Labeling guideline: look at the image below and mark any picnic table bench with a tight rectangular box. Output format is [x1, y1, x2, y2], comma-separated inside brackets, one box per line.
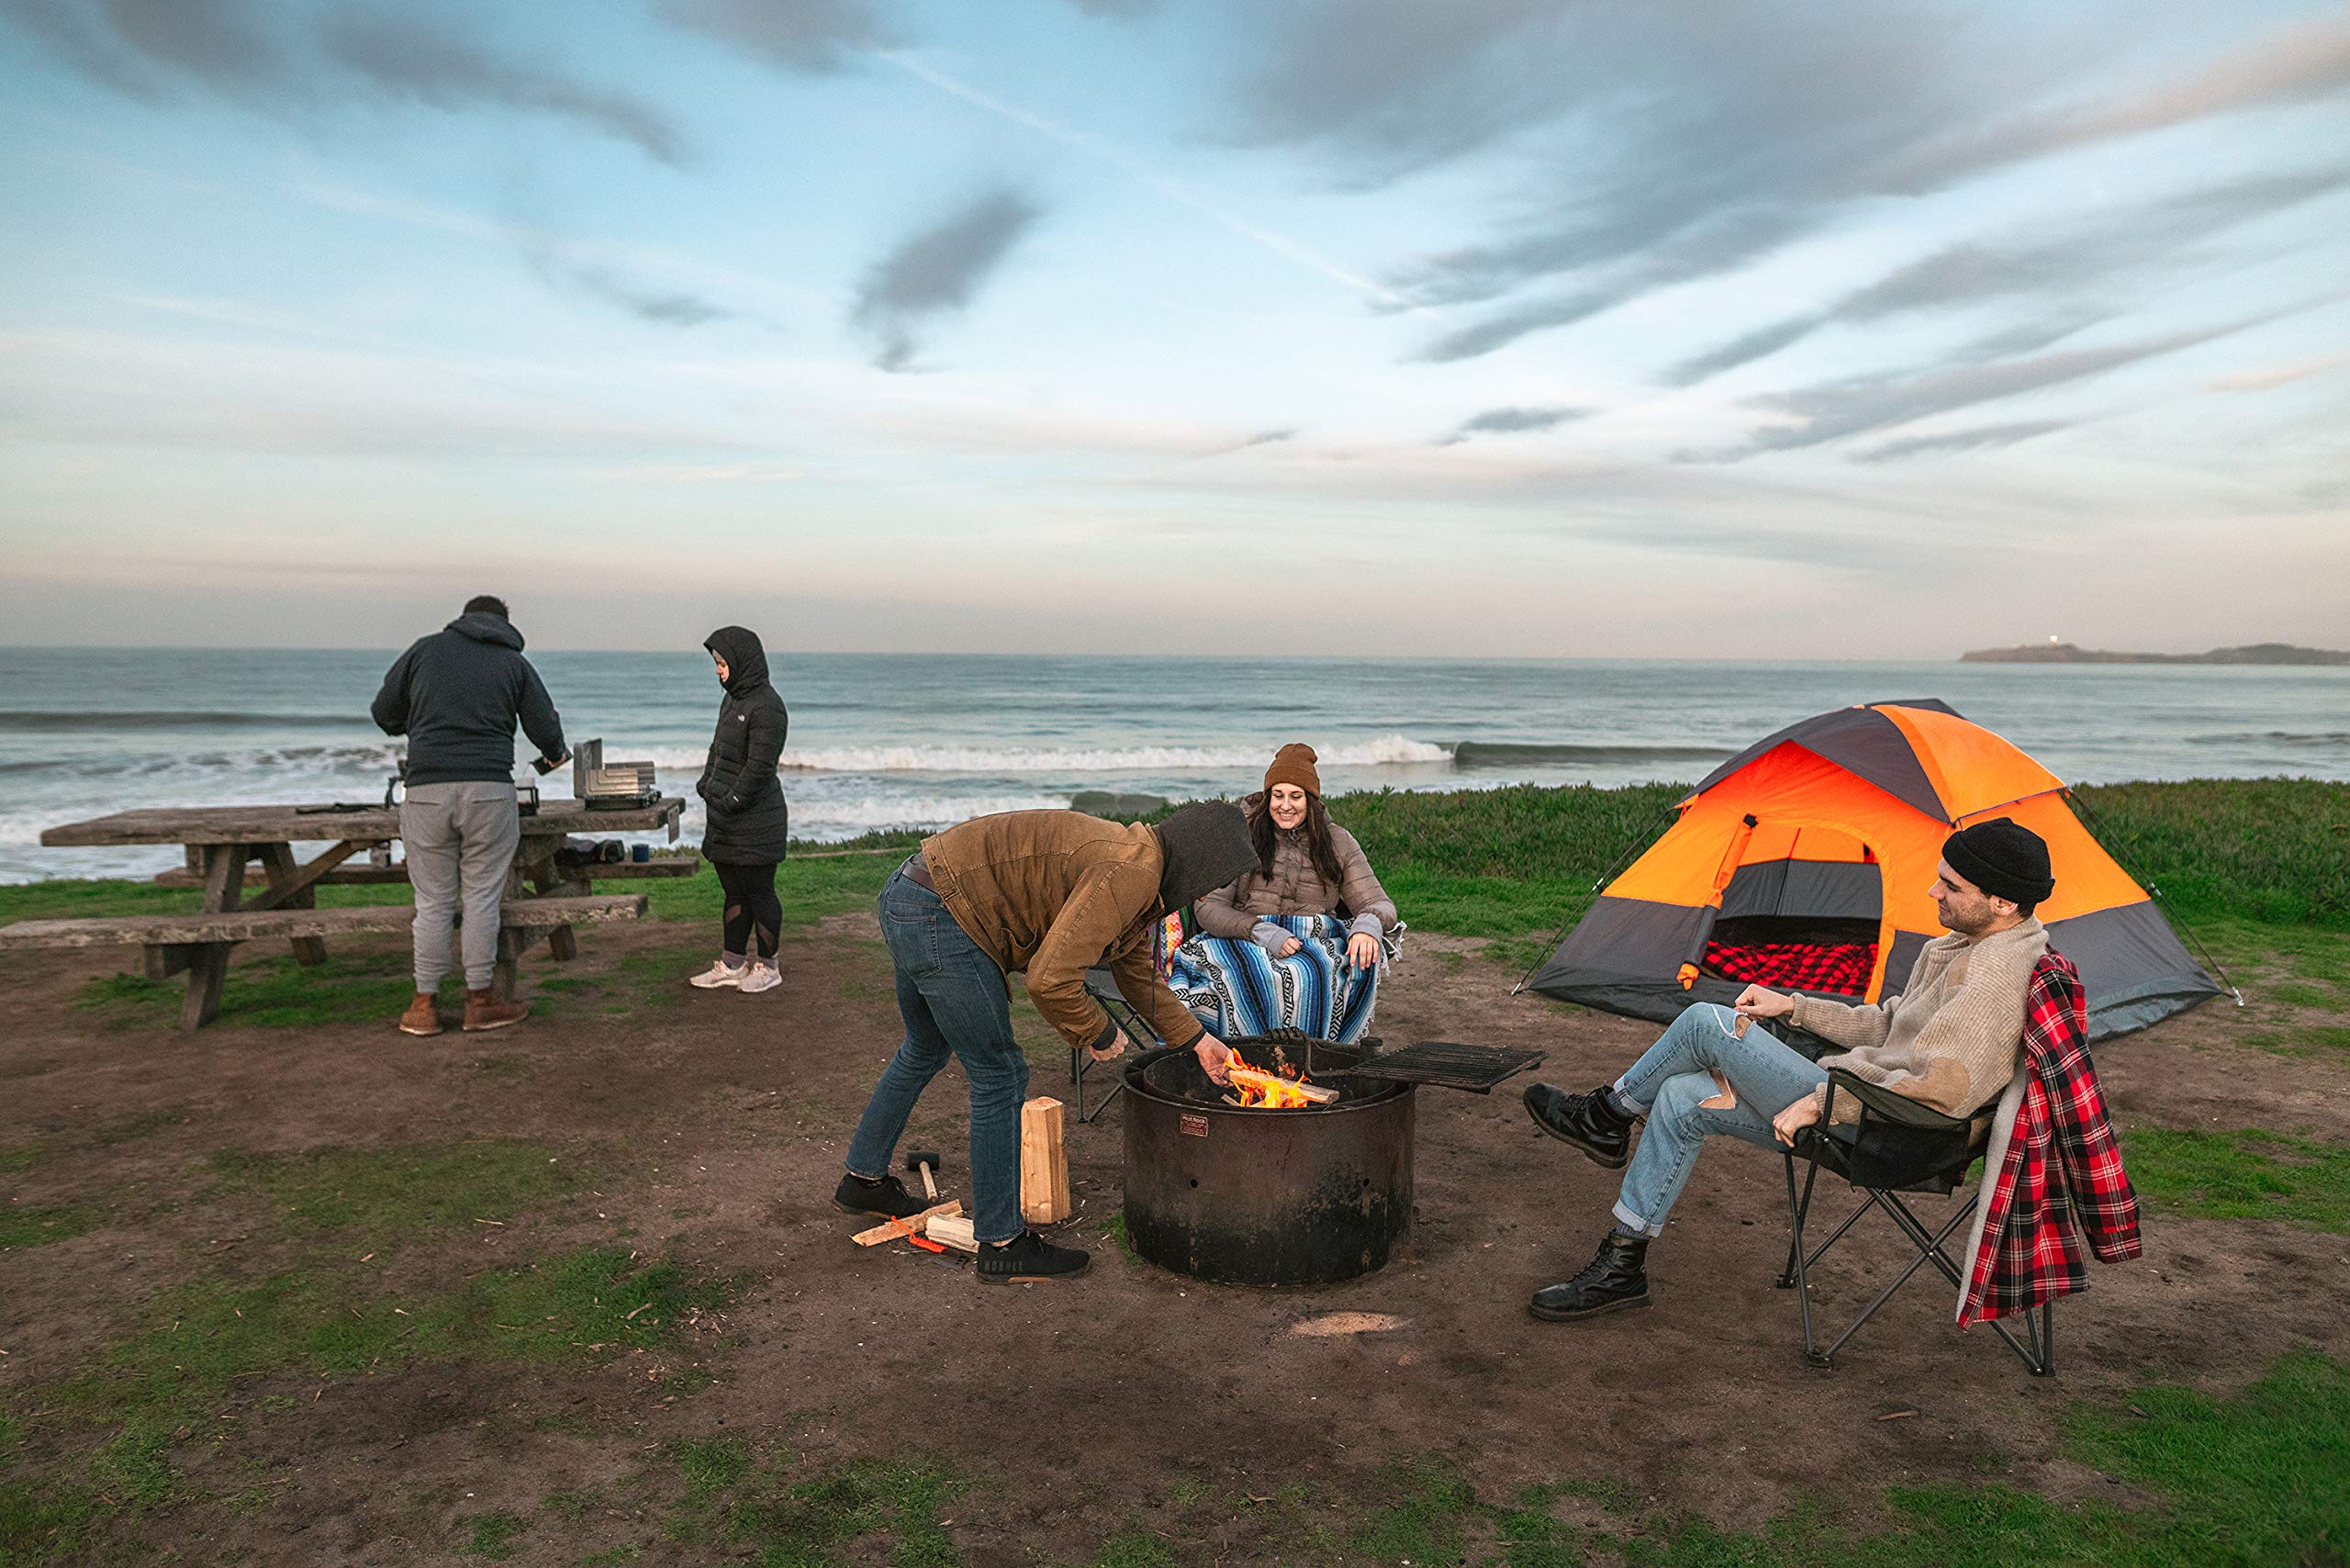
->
[26, 798, 686, 1029]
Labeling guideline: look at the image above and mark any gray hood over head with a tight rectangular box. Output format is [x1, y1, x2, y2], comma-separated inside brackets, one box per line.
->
[1153, 801, 1258, 913]
[446, 610, 524, 651]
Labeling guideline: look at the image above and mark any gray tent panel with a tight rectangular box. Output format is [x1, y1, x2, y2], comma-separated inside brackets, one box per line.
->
[1692, 700, 1962, 823]
[2045, 901, 2221, 1041]
[1719, 858, 1883, 921]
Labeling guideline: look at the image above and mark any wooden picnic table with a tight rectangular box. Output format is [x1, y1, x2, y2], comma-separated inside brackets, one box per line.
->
[36, 797, 684, 1027]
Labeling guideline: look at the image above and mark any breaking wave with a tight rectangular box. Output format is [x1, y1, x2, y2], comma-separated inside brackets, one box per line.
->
[0, 711, 365, 731]
[1450, 741, 1730, 768]
[768, 734, 1456, 774]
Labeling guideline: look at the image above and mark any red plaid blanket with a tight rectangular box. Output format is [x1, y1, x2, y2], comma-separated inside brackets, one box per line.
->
[1703, 939, 1875, 997]
[1959, 950, 2143, 1327]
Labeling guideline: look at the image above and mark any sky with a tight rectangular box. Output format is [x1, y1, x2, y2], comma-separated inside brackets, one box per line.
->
[0, 0, 2345, 658]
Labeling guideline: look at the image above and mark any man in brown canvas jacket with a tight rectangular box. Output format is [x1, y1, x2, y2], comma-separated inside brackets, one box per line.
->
[836, 803, 1259, 1283]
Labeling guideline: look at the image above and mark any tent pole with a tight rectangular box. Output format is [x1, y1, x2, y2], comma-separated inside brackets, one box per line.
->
[1509, 806, 1679, 996]
[2064, 789, 2246, 1008]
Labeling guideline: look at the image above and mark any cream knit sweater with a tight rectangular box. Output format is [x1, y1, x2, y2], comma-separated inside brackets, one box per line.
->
[1786, 918, 2047, 1126]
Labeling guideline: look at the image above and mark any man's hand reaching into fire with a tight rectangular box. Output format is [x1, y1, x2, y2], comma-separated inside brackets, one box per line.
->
[1193, 1035, 1234, 1086]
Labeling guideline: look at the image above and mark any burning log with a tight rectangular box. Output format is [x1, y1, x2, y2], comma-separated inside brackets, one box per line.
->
[1225, 1063, 1338, 1107]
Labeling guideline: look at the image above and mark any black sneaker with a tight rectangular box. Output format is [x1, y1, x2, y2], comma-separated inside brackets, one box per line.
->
[834, 1171, 926, 1220]
[1529, 1232, 1652, 1322]
[1523, 1081, 1637, 1169]
[976, 1229, 1090, 1284]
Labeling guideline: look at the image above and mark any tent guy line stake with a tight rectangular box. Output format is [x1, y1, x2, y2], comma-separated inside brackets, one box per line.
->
[1508, 805, 1679, 996]
[2064, 788, 2245, 1007]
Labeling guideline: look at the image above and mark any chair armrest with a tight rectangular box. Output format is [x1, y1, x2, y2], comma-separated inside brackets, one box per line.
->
[1825, 1069, 1973, 1133]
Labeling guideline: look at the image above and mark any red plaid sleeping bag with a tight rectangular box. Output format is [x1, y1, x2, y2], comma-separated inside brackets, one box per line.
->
[1959, 950, 2143, 1327]
[1703, 939, 1876, 996]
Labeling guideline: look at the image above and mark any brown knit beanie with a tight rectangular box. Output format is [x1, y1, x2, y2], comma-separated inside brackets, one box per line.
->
[1264, 743, 1320, 799]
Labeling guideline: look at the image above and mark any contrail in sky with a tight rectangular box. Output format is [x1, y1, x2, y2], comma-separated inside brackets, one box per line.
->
[879, 51, 1425, 315]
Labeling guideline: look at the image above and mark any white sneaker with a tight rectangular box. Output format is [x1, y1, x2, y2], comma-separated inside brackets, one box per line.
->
[689, 959, 746, 990]
[737, 962, 781, 994]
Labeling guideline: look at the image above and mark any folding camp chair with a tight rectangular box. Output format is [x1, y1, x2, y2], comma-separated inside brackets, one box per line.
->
[1778, 1068, 2053, 1375]
[1071, 968, 1158, 1124]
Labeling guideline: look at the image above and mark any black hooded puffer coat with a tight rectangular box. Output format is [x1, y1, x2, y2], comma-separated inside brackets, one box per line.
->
[697, 627, 789, 865]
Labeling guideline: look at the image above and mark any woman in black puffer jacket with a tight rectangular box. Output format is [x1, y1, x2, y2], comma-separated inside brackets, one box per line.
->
[689, 626, 789, 993]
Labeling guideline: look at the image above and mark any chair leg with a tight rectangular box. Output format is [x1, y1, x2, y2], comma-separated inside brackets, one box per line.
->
[1783, 1157, 1828, 1365]
[1816, 1196, 1980, 1366]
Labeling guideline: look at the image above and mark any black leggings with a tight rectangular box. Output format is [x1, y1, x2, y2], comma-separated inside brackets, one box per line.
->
[714, 859, 781, 960]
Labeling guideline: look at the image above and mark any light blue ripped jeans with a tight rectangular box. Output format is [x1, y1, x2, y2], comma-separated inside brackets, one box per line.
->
[1610, 1002, 1834, 1239]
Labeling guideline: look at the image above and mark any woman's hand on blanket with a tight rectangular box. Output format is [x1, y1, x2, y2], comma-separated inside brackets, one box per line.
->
[1194, 1036, 1234, 1086]
[1771, 1093, 1822, 1148]
[1734, 984, 1795, 1021]
[1345, 932, 1380, 969]
[1279, 935, 1303, 958]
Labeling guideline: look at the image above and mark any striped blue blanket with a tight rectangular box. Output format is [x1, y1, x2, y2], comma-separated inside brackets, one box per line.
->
[1167, 913, 1383, 1045]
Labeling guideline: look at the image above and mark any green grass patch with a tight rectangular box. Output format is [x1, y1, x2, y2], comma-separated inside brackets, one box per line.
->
[205, 1138, 580, 1243]
[2124, 1125, 2350, 1231]
[77, 956, 428, 1031]
[2070, 778, 2349, 930]
[2247, 1024, 2350, 1058]
[1088, 1523, 1180, 1568]
[5, 1246, 741, 1538]
[628, 856, 902, 931]
[1253, 1355, 2350, 1565]
[662, 1447, 964, 1565]
[0, 1144, 38, 1174]
[0, 1204, 98, 1249]
[460, 1508, 529, 1559]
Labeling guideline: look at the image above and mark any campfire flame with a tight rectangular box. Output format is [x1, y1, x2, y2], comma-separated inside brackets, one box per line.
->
[1225, 1044, 1319, 1109]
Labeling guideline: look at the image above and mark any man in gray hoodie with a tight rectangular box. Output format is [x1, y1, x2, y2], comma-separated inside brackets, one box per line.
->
[372, 596, 567, 1036]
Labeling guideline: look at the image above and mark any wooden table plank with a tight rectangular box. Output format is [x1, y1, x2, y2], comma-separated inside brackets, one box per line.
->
[41, 797, 684, 847]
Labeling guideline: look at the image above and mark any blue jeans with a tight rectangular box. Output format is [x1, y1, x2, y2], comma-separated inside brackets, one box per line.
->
[1610, 1003, 1832, 1239]
[845, 868, 1031, 1243]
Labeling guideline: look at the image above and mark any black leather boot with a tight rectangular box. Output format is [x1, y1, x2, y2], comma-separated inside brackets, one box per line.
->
[1529, 1231, 1652, 1321]
[1523, 1081, 1637, 1169]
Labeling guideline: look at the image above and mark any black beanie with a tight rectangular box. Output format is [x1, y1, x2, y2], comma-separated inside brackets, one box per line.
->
[1942, 819, 2054, 907]
[1152, 801, 1258, 912]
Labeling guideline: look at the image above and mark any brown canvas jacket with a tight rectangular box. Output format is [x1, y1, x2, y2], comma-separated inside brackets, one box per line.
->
[920, 811, 1206, 1055]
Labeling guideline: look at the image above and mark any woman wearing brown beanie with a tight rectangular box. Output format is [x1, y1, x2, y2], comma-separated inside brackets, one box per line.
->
[1169, 745, 1400, 1043]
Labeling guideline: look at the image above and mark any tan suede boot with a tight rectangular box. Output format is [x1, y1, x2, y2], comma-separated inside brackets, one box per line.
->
[397, 992, 443, 1036]
[462, 989, 530, 1032]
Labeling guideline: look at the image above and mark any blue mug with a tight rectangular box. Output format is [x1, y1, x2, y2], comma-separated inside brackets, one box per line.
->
[632, 844, 651, 862]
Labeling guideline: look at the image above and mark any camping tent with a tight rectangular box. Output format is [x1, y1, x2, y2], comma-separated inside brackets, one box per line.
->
[1526, 700, 2220, 1041]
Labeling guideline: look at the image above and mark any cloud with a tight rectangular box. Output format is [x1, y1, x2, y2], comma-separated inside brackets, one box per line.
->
[2208, 352, 2350, 393]
[1222, 4, 2350, 363]
[1850, 420, 2072, 464]
[850, 189, 1043, 371]
[1434, 404, 1589, 444]
[322, 11, 688, 165]
[664, 0, 890, 73]
[1662, 166, 2350, 385]
[1884, 15, 2350, 193]
[1692, 318, 2267, 460]
[504, 220, 747, 328]
[2, 0, 688, 161]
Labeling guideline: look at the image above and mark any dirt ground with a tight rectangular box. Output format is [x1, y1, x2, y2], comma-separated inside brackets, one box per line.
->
[3, 912, 2345, 1565]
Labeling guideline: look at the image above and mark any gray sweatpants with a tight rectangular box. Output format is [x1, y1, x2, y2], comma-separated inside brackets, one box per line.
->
[401, 781, 520, 992]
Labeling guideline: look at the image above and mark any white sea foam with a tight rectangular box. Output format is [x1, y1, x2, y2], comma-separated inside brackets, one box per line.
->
[760, 734, 1455, 775]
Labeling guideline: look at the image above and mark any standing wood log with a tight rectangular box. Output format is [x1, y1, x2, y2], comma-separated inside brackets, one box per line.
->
[1020, 1097, 1072, 1225]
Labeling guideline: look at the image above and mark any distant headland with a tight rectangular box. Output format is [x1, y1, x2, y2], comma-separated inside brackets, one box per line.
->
[1961, 641, 2350, 666]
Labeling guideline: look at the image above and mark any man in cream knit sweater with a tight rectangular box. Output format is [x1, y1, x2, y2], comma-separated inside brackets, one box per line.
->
[1519, 819, 2056, 1323]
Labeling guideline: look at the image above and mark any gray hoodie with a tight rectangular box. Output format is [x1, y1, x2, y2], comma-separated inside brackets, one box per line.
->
[371, 611, 565, 787]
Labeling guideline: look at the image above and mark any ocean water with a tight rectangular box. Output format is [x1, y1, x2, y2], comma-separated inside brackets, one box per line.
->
[0, 646, 2342, 882]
